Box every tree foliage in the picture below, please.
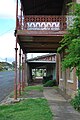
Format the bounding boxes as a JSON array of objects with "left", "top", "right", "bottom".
[{"left": 57, "top": 3, "right": 80, "bottom": 79}]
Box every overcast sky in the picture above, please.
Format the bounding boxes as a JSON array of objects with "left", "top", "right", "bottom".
[{"left": 0, "top": 0, "right": 47, "bottom": 63}]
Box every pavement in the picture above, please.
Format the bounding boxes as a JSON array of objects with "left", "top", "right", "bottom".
[
  {"left": 43, "top": 87, "right": 80, "bottom": 120},
  {"left": 0, "top": 88, "right": 44, "bottom": 105}
]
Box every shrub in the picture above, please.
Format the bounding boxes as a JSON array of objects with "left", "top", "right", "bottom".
[
  {"left": 42, "top": 76, "right": 49, "bottom": 84},
  {"left": 71, "top": 89, "right": 80, "bottom": 111},
  {"left": 42, "top": 75, "right": 53, "bottom": 84},
  {"left": 43, "top": 80, "right": 57, "bottom": 87}
]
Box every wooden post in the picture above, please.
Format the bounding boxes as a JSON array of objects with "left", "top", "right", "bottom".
[
  {"left": 16, "top": 0, "right": 18, "bottom": 30},
  {"left": 14, "top": 41, "right": 18, "bottom": 99},
  {"left": 56, "top": 53, "right": 59, "bottom": 85},
  {"left": 23, "top": 54, "right": 27, "bottom": 88},
  {"left": 18, "top": 48, "right": 21, "bottom": 96},
  {"left": 22, "top": 54, "right": 24, "bottom": 91},
  {"left": 14, "top": 0, "right": 18, "bottom": 100},
  {"left": 20, "top": 3, "right": 22, "bottom": 29}
]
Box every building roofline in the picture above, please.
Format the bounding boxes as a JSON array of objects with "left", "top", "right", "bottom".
[{"left": 27, "top": 53, "right": 56, "bottom": 61}]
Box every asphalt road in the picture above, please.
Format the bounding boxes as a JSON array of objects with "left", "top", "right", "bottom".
[{"left": 0, "top": 71, "right": 15, "bottom": 102}]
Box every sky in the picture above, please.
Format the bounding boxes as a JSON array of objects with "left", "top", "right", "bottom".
[{"left": 0, "top": 0, "right": 47, "bottom": 63}]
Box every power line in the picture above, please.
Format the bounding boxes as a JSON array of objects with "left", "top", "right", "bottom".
[
  {"left": 0, "top": 27, "right": 15, "bottom": 37},
  {"left": 0, "top": 57, "right": 6, "bottom": 61},
  {"left": 0, "top": 57, "right": 3, "bottom": 60}
]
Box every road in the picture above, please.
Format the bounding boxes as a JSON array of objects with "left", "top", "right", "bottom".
[{"left": 0, "top": 71, "right": 15, "bottom": 102}]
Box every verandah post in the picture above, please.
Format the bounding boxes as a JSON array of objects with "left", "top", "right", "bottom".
[
  {"left": 22, "top": 53, "right": 24, "bottom": 91},
  {"left": 14, "top": 39, "right": 18, "bottom": 100},
  {"left": 14, "top": 0, "right": 18, "bottom": 100},
  {"left": 18, "top": 48, "right": 21, "bottom": 96}
]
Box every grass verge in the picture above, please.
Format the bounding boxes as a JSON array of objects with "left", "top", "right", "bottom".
[
  {"left": 20, "top": 85, "right": 43, "bottom": 97},
  {"left": 0, "top": 98, "right": 53, "bottom": 120},
  {"left": 24, "top": 85, "right": 43, "bottom": 92},
  {"left": 9, "top": 85, "right": 43, "bottom": 98}
]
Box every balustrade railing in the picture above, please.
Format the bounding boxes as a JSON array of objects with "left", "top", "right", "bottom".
[{"left": 17, "top": 15, "right": 74, "bottom": 31}]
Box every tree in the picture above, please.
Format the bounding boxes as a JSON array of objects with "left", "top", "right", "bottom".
[
  {"left": 12, "top": 61, "right": 16, "bottom": 70},
  {"left": 57, "top": 3, "right": 80, "bottom": 80},
  {"left": 0, "top": 63, "right": 3, "bottom": 71}
]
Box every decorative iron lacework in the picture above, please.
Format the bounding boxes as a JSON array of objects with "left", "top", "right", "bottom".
[{"left": 17, "top": 15, "right": 74, "bottom": 31}]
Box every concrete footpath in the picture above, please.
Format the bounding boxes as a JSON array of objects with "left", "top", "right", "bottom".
[{"left": 43, "top": 87, "right": 80, "bottom": 120}]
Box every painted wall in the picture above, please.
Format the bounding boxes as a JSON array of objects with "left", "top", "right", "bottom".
[
  {"left": 46, "top": 64, "right": 56, "bottom": 80},
  {"left": 76, "top": 0, "right": 80, "bottom": 3}
]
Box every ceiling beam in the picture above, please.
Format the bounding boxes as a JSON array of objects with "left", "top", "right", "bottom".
[
  {"left": 22, "top": 47, "right": 57, "bottom": 53},
  {"left": 20, "top": 39, "right": 61, "bottom": 43},
  {"left": 21, "top": 43, "right": 59, "bottom": 48}
]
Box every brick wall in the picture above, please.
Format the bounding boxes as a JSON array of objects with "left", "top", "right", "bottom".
[{"left": 59, "top": 53, "right": 78, "bottom": 98}]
